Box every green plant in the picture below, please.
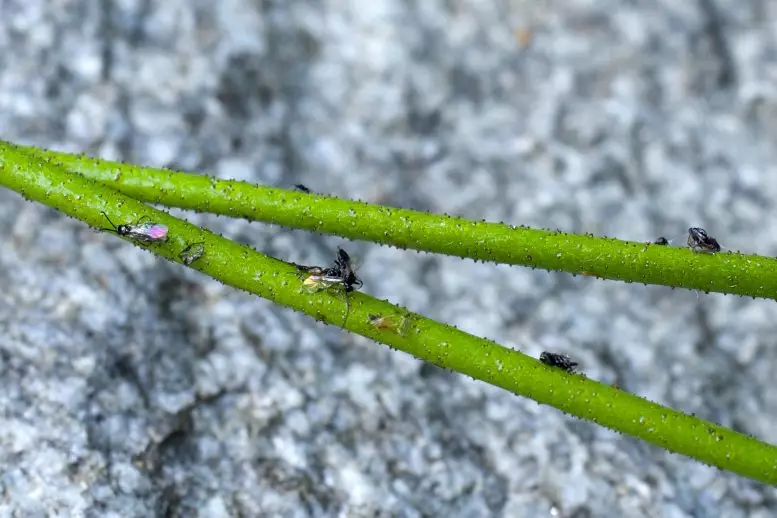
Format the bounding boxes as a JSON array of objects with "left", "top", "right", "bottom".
[{"left": 2, "top": 139, "right": 776, "bottom": 485}]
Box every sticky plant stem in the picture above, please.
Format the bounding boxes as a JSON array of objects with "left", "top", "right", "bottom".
[
  {"left": 18, "top": 143, "right": 777, "bottom": 300},
  {"left": 2, "top": 141, "right": 777, "bottom": 485}
]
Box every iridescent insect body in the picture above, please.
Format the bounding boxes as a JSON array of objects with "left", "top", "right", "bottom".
[
  {"left": 296, "top": 248, "right": 363, "bottom": 325},
  {"left": 101, "top": 212, "right": 169, "bottom": 244},
  {"left": 539, "top": 351, "right": 578, "bottom": 373},
  {"left": 687, "top": 227, "right": 720, "bottom": 253},
  {"left": 179, "top": 242, "right": 205, "bottom": 265}
]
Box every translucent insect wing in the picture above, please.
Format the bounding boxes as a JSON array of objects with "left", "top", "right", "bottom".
[
  {"left": 347, "top": 253, "right": 363, "bottom": 273},
  {"left": 302, "top": 274, "right": 326, "bottom": 290},
  {"left": 144, "top": 224, "right": 169, "bottom": 241}
]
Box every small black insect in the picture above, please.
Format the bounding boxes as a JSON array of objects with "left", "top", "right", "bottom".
[
  {"left": 295, "top": 247, "right": 363, "bottom": 325},
  {"left": 101, "top": 212, "right": 169, "bottom": 243},
  {"left": 297, "top": 248, "right": 362, "bottom": 292},
  {"left": 654, "top": 237, "right": 669, "bottom": 245},
  {"left": 687, "top": 227, "right": 720, "bottom": 253},
  {"left": 328, "top": 248, "right": 363, "bottom": 293},
  {"left": 539, "top": 351, "right": 578, "bottom": 373},
  {"left": 294, "top": 184, "right": 312, "bottom": 193}
]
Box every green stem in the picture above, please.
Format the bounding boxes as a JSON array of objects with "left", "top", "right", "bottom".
[
  {"left": 19, "top": 143, "right": 777, "bottom": 300},
  {"left": 2, "top": 141, "right": 777, "bottom": 485}
]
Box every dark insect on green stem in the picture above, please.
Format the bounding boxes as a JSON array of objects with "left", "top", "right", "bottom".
[
  {"left": 8, "top": 141, "right": 777, "bottom": 486},
  {"left": 21, "top": 143, "right": 777, "bottom": 301},
  {"left": 539, "top": 351, "right": 579, "bottom": 373},
  {"left": 295, "top": 247, "right": 363, "bottom": 325},
  {"left": 687, "top": 227, "right": 721, "bottom": 253},
  {"left": 296, "top": 248, "right": 363, "bottom": 293},
  {"left": 100, "top": 211, "right": 169, "bottom": 244}
]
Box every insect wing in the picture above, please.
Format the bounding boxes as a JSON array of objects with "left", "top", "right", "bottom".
[
  {"left": 302, "top": 274, "right": 324, "bottom": 289},
  {"left": 144, "top": 224, "right": 169, "bottom": 241},
  {"left": 126, "top": 222, "right": 169, "bottom": 242},
  {"left": 339, "top": 252, "right": 363, "bottom": 285},
  {"left": 345, "top": 252, "right": 363, "bottom": 274},
  {"left": 302, "top": 272, "right": 341, "bottom": 292}
]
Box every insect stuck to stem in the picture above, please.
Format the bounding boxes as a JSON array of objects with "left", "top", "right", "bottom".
[
  {"left": 294, "top": 184, "right": 312, "bottom": 193},
  {"left": 368, "top": 313, "right": 410, "bottom": 336},
  {"left": 687, "top": 227, "right": 720, "bottom": 253},
  {"left": 101, "top": 212, "right": 169, "bottom": 244},
  {"left": 297, "top": 248, "right": 363, "bottom": 293},
  {"left": 329, "top": 248, "right": 363, "bottom": 293},
  {"left": 295, "top": 247, "right": 363, "bottom": 325},
  {"left": 179, "top": 242, "right": 205, "bottom": 265},
  {"left": 654, "top": 237, "right": 669, "bottom": 245},
  {"left": 539, "top": 351, "right": 578, "bottom": 373}
]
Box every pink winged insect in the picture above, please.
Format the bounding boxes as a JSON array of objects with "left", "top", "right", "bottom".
[{"left": 101, "top": 212, "right": 169, "bottom": 244}]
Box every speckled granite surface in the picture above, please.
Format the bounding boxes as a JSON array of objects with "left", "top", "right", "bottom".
[{"left": 1, "top": 1, "right": 777, "bottom": 516}]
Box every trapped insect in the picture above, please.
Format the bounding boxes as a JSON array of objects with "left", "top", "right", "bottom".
[
  {"left": 296, "top": 247, "right": 363, "bottom": 325},
  {"left": 329, "top": 248, "right": 363, "bottom": 293},
  {"left": 687, "top": 227, "right": 720, "bottom": 253},
  {"left": 654, "top": 237, "right": 669, "bottom": 245},
  {"left": 539, "top": 351, "right": 578, "bottom": 373},
  {"left": 368, "top": 313, "right": 410, "bottom": 336},
  {"left": 294, "top": 184, "right": 312, "bottom": 193},
  {"left": 297, "top": 248, "right": 363, "bottom": 293},
  {"left": 179, "top": 242, "right": 205, "bottom": 265},
  {"left": 101, "top": 212, "right": 168, "bottom": 244}
]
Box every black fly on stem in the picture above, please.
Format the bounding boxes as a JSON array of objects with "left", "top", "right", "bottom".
[
  {"left": 539, "top": 351, "right": 579, "bottom": 373},
  {"left": 687, "top": 227, "right": 721, "bottom": 253},
  {"left": 295, "top": 247, "right": 363, "bottom": 325}
]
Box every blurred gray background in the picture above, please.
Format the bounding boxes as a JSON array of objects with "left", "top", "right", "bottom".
[{"left": 1, "top": 0, "right": 777, "bottom": 516}]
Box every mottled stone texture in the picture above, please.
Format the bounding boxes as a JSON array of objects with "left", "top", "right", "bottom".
[{"left": 1, "top": 1, "right": 776, "bottom": 516}]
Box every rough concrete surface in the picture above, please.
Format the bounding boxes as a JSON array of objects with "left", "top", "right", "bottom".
[{"left": 1, "top": 0, "right": 777, "bottom": 516}]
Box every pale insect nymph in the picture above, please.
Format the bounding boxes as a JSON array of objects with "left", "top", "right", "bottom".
[{"left": 101, "top": 212, "right": 169, "bottom": 244}]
